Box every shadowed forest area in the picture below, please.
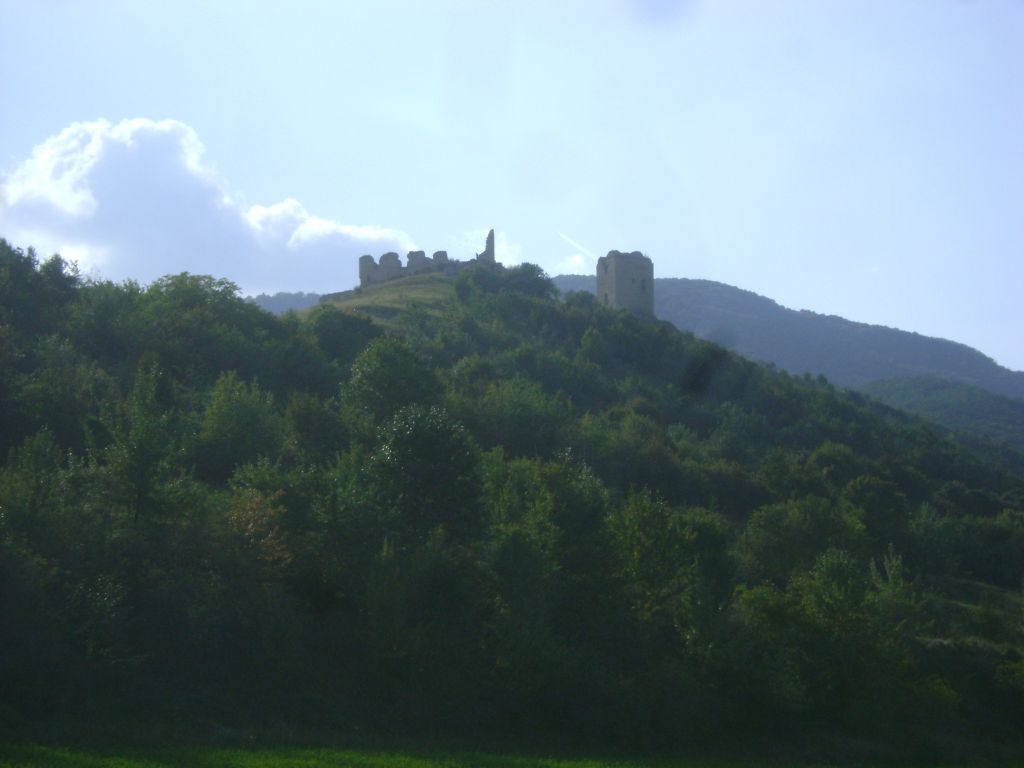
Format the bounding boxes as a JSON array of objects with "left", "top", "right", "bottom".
[{"left": 1, "top": 239, "right": 1022, "bottom": 763}]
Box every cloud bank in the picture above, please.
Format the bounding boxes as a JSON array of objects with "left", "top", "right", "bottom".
[{"left": 0, "top": 118, "right": 413, "bottom": 292}]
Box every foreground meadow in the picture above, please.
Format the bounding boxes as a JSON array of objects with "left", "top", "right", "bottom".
[
  {"left": 2, "top": 741, "right": 1012, "bottom": 768},
  {"left": 0, "top": 744, "right": 753, "bottom": 768}
]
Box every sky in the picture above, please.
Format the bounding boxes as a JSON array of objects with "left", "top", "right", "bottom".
[{"left": 1, "top": 0, "right": 1022, "bottom": 370}]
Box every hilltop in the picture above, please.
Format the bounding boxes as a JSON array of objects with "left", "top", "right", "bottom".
[{"left": 318, "top": 271, "right": 457, "bottom": 324}]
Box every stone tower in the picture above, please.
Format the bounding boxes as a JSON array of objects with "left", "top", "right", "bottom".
[
  {"left": 477, "top": 229, "right": 496, "bottom": 263},
  {"left": 596, "top": 250, "right": 654, "bottom": 318}
]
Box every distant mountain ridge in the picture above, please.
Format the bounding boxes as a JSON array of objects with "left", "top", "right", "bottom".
[
  {"left": 553, "top": 274, "right": 1024, "bottom": 399},
  {"left": 246, "top": 291, "right": 321, "bottom": 314}
]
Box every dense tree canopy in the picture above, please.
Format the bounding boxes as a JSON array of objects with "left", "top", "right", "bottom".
[{"left": 0, "top": 238, "right": 1021, "bottom": 758}]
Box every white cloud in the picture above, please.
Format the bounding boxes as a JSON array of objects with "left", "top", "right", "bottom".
[
  {"left": 0, "top": 118, "right": 412, "bottom": 293},
  {"left": 246, "top": 198, "right": 308, "bottom": 240},
  {"left": 556, "top": 253, "right": 589, "bottom": 274},
  {"left": 289, "top": 218, "right": 413, "bottom": 250}
]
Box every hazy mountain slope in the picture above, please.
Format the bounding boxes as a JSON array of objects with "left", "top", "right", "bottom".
[
  {"left": 554, "top": 275, "right": 1024, "bottom": 399},
  {"left": 247, "top": 291, "right": 321, "bottom": 314},
  {"left": 861, "top": 376, "right": 1024, "bottom": 453}
]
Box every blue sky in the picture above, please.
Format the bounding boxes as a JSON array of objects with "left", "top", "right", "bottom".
[{"left": 1, "top": 0, "right": 1022, "bottom": 370}]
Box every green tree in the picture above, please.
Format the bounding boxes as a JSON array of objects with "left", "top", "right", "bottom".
[
  {"left": 0, "top": 239, "right": 80, "bottom": 337},
  {"left": 138, "top": 273, "right": 291, "bottom": 391},
  {"left": 14, "top": 335, "right": 117, "bottom": 452},
  {"left": 364, "top": 405, "right": 482, "bottom": 541},
  {"left": 365, "top": 530, "right": 493, "bottom": 724},
  {"left": 307, "top": 304, "right": 380, "bottom": 369},
  {"left": 103, "top": 364, "right": 175, "bottom": 522},
  {"left": 608, "top": 491, "right": 734, "bottom": 649},
  {"left": 345, "top": 335, "right": 443, "bottom": 424},
  {"left": 284, "top": 391, "right": 347, "bottom": 460},
  {"left": 66, "top": 278, "right": 144, "bottom": 383},
  {"left": 840, "top": 474, "right": 911, "bottom": 553},
  {"left": 195, "top": 372, "right": 284, "bottom": 483},
  {"left": 738, "top": 496, "right": 866, "bottom": 585},
  {"left": 471, "top": 377, "right": 568, "bottom": 457}
]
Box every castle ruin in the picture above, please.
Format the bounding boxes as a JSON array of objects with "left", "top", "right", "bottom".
[
  {"left": 596, "top": 250, "right": 654, "bottom": 318},
  {"left": 344, "top": 231, "right": 656, "bottom": 322},
  {"left": 357, "top": 229, "right": 497, "bottom": 288}
]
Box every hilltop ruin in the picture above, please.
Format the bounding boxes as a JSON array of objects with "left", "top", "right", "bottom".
[
  {"left": 341, "top": 230, "right": 655, "bottom": 322},
  {"left": 357, "top": 229, "right": 498, "bottom": 288}
]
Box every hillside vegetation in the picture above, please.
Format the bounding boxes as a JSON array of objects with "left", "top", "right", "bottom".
[
  {"left": 555, "top": 274, "right": 1024, "bottom": 456},
  {"left": 860, "top": 376, "right": 1024, "bottom": 454},
  {"left": 554, "top": 275, "right": 1024, "bottom": 397},
  {"left": 2, "top": 240, "right": 1023, "bottom": 760}
]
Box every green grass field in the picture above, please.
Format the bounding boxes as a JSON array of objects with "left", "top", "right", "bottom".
[
  {"left": 0, "top": 744, "right": 736, "bottom": 768},
  {"left": 0, "top": 742, "right": 1006, "bottom": 768}
]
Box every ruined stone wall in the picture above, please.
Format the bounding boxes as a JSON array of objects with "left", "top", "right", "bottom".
[
  {"left": 359, "top": 249, "right": 453, "bottom": 286},
  {"left": 357, "top": 230, "right": 496, "bottom": 288},
  {"left": 596, "top": 250, "right": 654, "bottom": 318}
]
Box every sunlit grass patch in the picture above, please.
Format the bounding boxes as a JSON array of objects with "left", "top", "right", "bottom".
[{"left": 316, "top": 273, "right": 456, "bottom": 326}]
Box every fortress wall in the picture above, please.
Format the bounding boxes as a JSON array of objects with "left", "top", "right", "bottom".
[{"left": 357, "top": 235, "right": 491, "bottom": 288}]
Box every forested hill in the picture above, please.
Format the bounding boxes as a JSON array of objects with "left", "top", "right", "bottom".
[
  {"left": 2, "top": 239, "right": 1022, "bottom": 759},
  {"left": 554, "top": 275, "right": 1024, "bottom": 398},
  {"left": 860, "top": 376, "right": 1024, "bottom": 454}
]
